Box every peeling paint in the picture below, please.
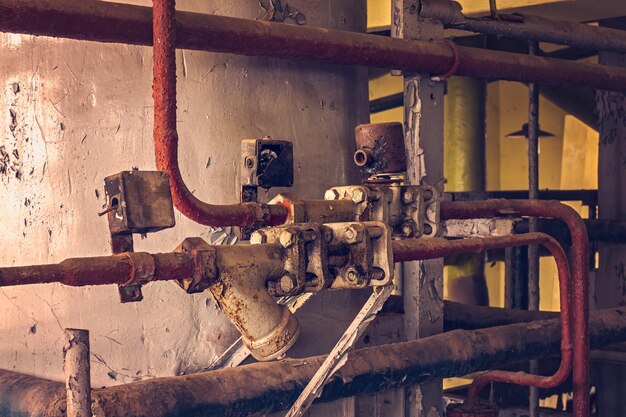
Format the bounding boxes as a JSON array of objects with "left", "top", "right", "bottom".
[{"left": 0, "top": 0, "right": 367, "bottom": 398}]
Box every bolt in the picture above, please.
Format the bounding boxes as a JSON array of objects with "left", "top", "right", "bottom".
[
  {"left": 279, "top": 274, "right": 297, "bottom": 293},
  {"left": 401, "top": 221, "right": 414, "bottom": 238},
  {"left": 346, "top": 267, "right": 360, "bottom": 284},
  {"left": 244, "top": 156, "right": 255, "bottom": 169},
  {"left": 351, "top": 188, "right": 367, "bottom": 204},
  {"left": 345, "top": 225, "right": 363, "bottom": 244},
  {"left": 402, "top": 189, "right": 414, "bottom": 204},
  {"left": 279, "top": 229, "right": 296, "bottom": 248},
  {"left": 324, "top": 188, "right": 340, "bottom": 200}
]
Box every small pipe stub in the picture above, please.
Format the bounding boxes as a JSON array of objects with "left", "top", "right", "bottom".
[
  {"left": 447, "top": 402, "right": 499, "bottom": 417},
  {"left": 354, "top": 122, "right": 407, "bottom": 178}
]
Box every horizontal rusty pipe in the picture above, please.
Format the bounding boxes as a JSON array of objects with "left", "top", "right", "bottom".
[
  {"left": 152, "top": 0, "right": 287, "bottom": 227},
  {"left": 2, "top": 306, "right": 625, "bottom": 417},
  {"left": 393, "top": 232, "right": 572, "bottom": 404},
  {"left": 440, "top": 199, "right": 589, "bottom": 417},
  {"left": 1, "top": 1, "right": 626, "bottom": 91},
  {"left": 0, "top": 252, "right": 194, "bottom": 287},
  {"left": 420, "top": 0, "right": 626, "bottom": 55},
  {"left": 443, "top": 301, "right": 558, "bottom": 331}
]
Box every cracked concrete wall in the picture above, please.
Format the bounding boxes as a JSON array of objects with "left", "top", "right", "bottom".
[{"left": 0, "top": 0, "right": 367, "bottom": 399}]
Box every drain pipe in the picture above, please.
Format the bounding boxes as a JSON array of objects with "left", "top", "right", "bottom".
[{"left": 152, "top": 0, "right": 288, "bottom": 227}]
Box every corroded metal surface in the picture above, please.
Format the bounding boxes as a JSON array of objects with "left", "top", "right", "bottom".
[
  {"left": 0, "top": 252, "right": 195, "bottom": 287},
  {"left": 1, "top": 306, "right": 625, "bottom": 417},
  {"left": 419, "top": 0, "right": 626, "bottom": 55},
  {"left": 1, "top": 0, "right": 626, "bottom": 91},
  {"left": 354, "top": 122, "right": 406, "bottom": 177},
  {"left": 64, "top": 329, "right": 92, "bottom": 417}
]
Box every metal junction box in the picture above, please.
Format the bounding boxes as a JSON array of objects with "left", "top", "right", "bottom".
[{"left": 104, "top": 170, "right": 176, "bottom": 235}]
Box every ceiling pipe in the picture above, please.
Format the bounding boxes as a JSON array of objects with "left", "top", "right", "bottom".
[
  {"left": 1, "top": 0, "right": 626, "bottom": 91},
  {"left": 419, "top": 0, "right": 626, "bottom": 55},
  {"left": 152, "top": 0, "right": 288, "bottom": 227}
]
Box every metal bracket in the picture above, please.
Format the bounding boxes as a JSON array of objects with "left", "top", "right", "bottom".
[
  {"left": 326, "top": 221, "right": 393, "bottom": 288},
  {"left": 250, "top": 225, "right": 310, "bottom": 296},
  {"left": 325, "top": 184, "right": 441, "bottom": 239}
]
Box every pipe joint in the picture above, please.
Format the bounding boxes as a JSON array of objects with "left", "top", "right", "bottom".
[{"left": 120, "top": 252, "right": 156, "bottom": 287}]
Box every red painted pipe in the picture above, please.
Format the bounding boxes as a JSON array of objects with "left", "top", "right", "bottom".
[
  {"left": 0, "top": 253, "right": 194, "bottom": 287},
  {"left": 393, "top": 233, "right": 572, "bottom": 405},
  {"left": 152, "top": 0, "right": 288, "bottom": 227},
  {"left": 440, "top": 199, "right": 589, "bottom": 417}
]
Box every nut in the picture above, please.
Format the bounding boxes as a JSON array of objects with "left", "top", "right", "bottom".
[
  {"left": 346, "top": 267, "right": 360, "bottom": 284},
  {"left": 250, "top": 230, "right": 267, "bottom": 244},
  {"left": 351, "top": 188, "right": 367, "bottom": 204},
  {"left": 324, "top": 188, "right": 340, "bottom": 200},
  {"left": 279, "top": 229, "right": 296, "bottom": 248},
  {"left": 402, "top": 189, "right": 414, "bottom": 204},
  {"left": 401, "top": 220, "right": 415, "bottom": 238},
  {"left": 279, "top": 274, "right": 297, "bottom": 293},
  {"left": 345, "top": 225, "right": 364, "bottom": 244}
]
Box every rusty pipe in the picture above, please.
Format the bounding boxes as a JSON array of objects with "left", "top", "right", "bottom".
[
  {"left": 1, "top": 1, "right": 626, "bottom": 91},
  {"left": 152, "top": 0, "right": 288, "bottom": 227},
  {"left": 440, "top": 199, "right": 589, "bottom": 417},
  {"left": 393, "top": 233, "right": 572, "bottom": 403},
  {"left": 3, "top": 306, "right": 626, "bottom": 417},
  {"left": 0, "top": 252, "right": 194, "bottom": 287},
  {"left": 419, "top": 0, "right": 626, "bottom": 55}
]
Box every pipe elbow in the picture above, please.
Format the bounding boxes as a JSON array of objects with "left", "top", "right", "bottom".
[{"left": 208, "top": 245, "right": 301, "bottom": 361}]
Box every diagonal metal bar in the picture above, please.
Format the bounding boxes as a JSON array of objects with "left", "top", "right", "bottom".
[{"left": 285, "top": 285, "right": 394, "bottom": 417}]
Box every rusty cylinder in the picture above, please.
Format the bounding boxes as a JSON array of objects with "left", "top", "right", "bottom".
[{"left": 354, "top": 122, "right": 407, "bottom": 178}]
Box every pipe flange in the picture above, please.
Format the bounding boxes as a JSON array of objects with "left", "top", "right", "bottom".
[
  {"left": 174, "top": 237, "right": 216, "bottom": 294},
  {"left": 243, "top": 305, "right": 301, "bottom": 361}
]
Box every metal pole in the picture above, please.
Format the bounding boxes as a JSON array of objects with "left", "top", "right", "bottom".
[
  {"left": 1, "top": 0, "right": 626, "bottom": 91},
  {"left": 419, "top": 0, "right": 626, "bottom": 55},
  {"left": 64, "top": 329, "right": 91, "bottom": 417},
  {"left": 445, "top": 36, "right": 488, "bottom": 306},
  {"left": 527, "top": 41, "right": 541, "bottom": 417},
  {"left": 392, "top": 2, "right": 445, "bottom": 415}
]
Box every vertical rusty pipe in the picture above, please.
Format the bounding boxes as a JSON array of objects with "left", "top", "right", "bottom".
[
  {"left": 64, "top": 329, "right": 92, "bottom": 417},
  {"left": 527, "top": 40, "right": 540, "bottom": 417},
  {"left": 152, "top": 0, "right": 288, "bottom": 227},
  {"left": 440, "top": 199, "right": 589, "bottom": 417}
]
